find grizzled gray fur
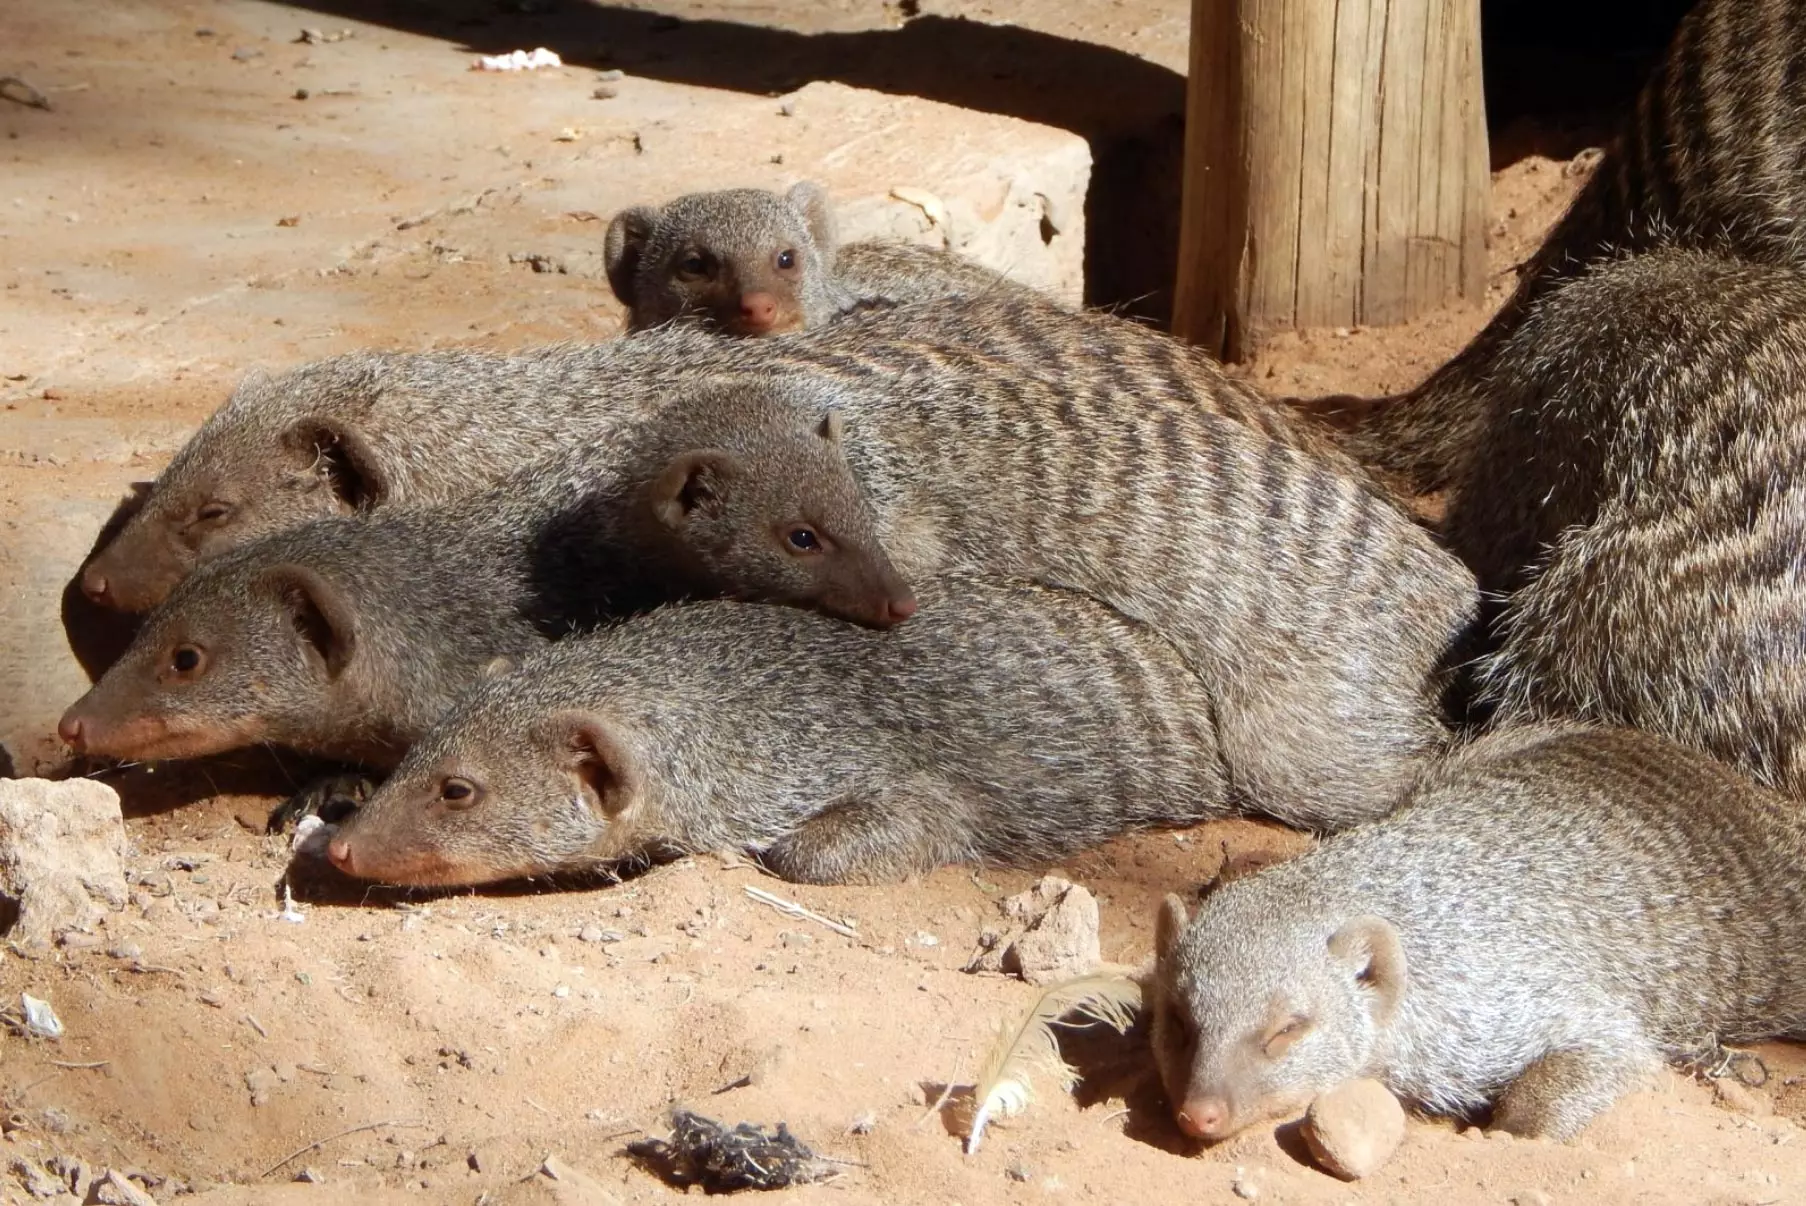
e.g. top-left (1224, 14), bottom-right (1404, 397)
top-left (1332, 0), bottom-right (1806, 494)
top-left (1152, 724), bottom-right (1806, 1144)
top-left (604, 182), bottom-right (1039, 336)
top-left (650, 353), bottom-right (1476, 827)
top-left (325, 578), bottom-right (1270, 887)
top-left (83, 292), bottom-right (1216, 614)
top-left (1455, 249), bottom-right (1806, 797)
top-left (57, 388), bottom-right (911, 769)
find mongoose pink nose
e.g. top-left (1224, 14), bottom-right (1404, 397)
top-left (57, 711), bottom-right (87, 752)
top-left (886, 595), bottom-right (919, 625)
top-left (326, 836), bottom-right (355, 873)
top-left (80, 563), bottom-right (112, 606)
top-left (1174, 1096), bottom-right (1231, 1140)
top-left (737, 291), bottom-right (779, 333)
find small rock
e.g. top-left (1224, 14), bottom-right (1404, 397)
top-left (231, 47), bottom-right (262, 61)
top-left (846, 1111), bottom-right (876, 1135)
top-left (294, 1168), bottom-right (324, 1184)
top-left (1231, 1171), bottom-right (1259, 1200)
top-left (1714, 1077), bottom-right (1773, 1117)
top-left (1005, 1161), bottom-right (1032, 1182)
top-left (1509, 1191), bottom-right (1552, 1206)
top-left (10, 1156), bottom-right (60, 1197)
top-left (0, 778), bottom-right (129, 945)
top-left (87, 1169), bottom-right (158, 1206)
top-left (591, 85), bottom-right (618, 100)
top-left (596, 68), bottom-right (624, 82)
top-left (107, 942), bottom-right (142, 961)
top-left (540, 1155), bottom-right (573, 1181)
top-left (966, 875), bottom-right (1100, 985)
top-left (1300, 1079), bottom-right (1406, 1181)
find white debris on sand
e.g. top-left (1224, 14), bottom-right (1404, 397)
top-left (471, 48), bottom-right (563, 72)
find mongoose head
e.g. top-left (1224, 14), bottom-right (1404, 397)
top-left (59, 559), bottom-right (368, 764)
top-left (604, 183), bottom-right (843, 336)
top-left (326, 703), bottom-right (649, 886)
top-left (81, 389), bottom-right (388, 612)
top-left (1150, 893), bottom-right (1404, 1143)
top-left (641, 407), bottom-right (918, 628)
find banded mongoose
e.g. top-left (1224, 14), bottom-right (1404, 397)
top-left (82, 292), bottom-right (1233, 614)
top-left (603, 182), bottom-right (1036, 336)
top-left (57, 390), bottom-right (914, 768)
top-left (1150, 724), bottom-right (1806, 1145)
top-left (324, 579), bottom-right (1264, 887)
top-left (1330, 0), bottom-right (1806, 495)
top-left (644, 371), bottom-right (1476, 826)
top-left (1444, 249), bottom-right (1806, 796)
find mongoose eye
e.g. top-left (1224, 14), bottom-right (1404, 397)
top-left (196, 501), bottom-right (234, 523)
top-left (1262, 1015), bottom-right (1312, 1056)
top-left (676, 253), bottom-right (713, 280)
top-left (775, 249), bottom-right (797, 271)
top-left (785, 525), bottom-right (823, 554)
top-left (169, 645), bottom-right (206, 677)
top-left (439, 778), bottom-right (481, 810)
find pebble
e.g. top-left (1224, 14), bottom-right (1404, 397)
top-left (231, 47), bottom-right (263, 61)
top-left (1005, 1161), bottom-right (1032, 1182)
top-left (1231, 1170), bottom-right (1260, 1200)
top-left (108, 942), bottom-right (142, 961)
top-left (1510, 1191), bottom-right (1552, 1206)
top-left (597, 68), bottom-right (625, 82)
top-left (1301, 1079), bottom-right (1405, 1180)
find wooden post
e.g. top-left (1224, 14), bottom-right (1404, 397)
top-left (1172, 0), bottom-right (1489, 361)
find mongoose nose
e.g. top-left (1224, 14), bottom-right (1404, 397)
top-left (886, 595), bottom-right (919, 625)
top-left (738, 291), bottom-right (779, 332)
top-left (326, 836), bottom-right (355, 873)
top-left (57, 712), bottom-right (86, 752)
top-left (80, 563), bottom-right (112, 606)
top-left (1174, 1097), bottom-right (1231, 1140)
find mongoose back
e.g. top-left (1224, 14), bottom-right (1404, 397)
top-left (656, 371), bottom-right (1477, 826)
top-left (1437, 249), bottom-right (1806, 796)
top-left (325, 578), bottom-right (1277, 887)
top-left (1333, 0), bottom-right (1806, 494)
top-left (1151, 724), bottom-right (1806, 1144)
top-left (604, 182), bottom-right (1038, 336)
top-left (81, 294), bottom-right (1269, 613)
top-left (57, 390), bottom-right (914, 768)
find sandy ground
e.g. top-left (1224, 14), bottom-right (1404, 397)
top-left (5, 2), bottom-right (1806, 1204)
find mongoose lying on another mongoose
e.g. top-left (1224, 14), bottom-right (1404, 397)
top-left (1326, 0), bottom-right (1806, 495)
top-left (643, 372), bottom-right (1476, 828)
top-left (1435, 249), bottom-right (1806, 796)
top-left (1150, 724), bottom-right (1806, 1145)
top-left (604, 182), bottom-right (1038, 336)
top-left (57, 388), bottom-right (913, 768)
top-left (324, 578), bottom-right (1271, 887)
top-left (81, 293), bottom-right (1276, 614)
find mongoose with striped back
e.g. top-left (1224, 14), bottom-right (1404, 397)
top-left (1327, 0), bottom-right (1806, 496)
top-left (1151, 724), bottom-right (1806, 1144)
top-left (323, 579), bottom-right (1257, 886)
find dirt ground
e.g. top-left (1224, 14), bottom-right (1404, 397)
top-left (5, 2), bottom-right (1806, 1204)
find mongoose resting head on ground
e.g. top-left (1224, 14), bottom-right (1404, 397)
top-left (604, 183), bottom-right (848, 336)
top-left (1149, 724), bottom-right (1806, 1145)
top-left (323, 579), bottom-right (1241, 887)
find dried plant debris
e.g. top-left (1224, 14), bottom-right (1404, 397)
top-left (628, 1109), bottom-right (836, 1192)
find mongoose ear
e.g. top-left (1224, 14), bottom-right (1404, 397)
top-left (817, 409), bottom-right (845, 445)
top-left (785, 181), bottom-right (838, 264)
top-left (262, 563), bottom-right (357, 680)
top-left (604, 205), bottom-right (662, 304)
top-left (281, 419), bottom-right (387, 511)
top-left (1327, 915), bottom-right (1406, 1024)
top-left (649, 449), bottom-right (742, 529)
top-left (550, 710), bottom-right (639, 819)
top-left (1156, 893), bottom-right (1190, 965)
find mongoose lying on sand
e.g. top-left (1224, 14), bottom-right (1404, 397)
top-left (1330, 0), bottom-right (1806, 495)
top-left (643, 372), bottom-right (1476, 828)
top-left (1442, 249), bottom-right (1806, 796)
top-left (57, 390), bottom-right (913, 767)
top-left (324, 578), bottom-right (1325, 887)
top-left (604, 182), bottom-right (1036, 335)
top-left (1151, 724), bottom-right (1806, 1144)
top-left (79, 294), bottom-right (1271, 614)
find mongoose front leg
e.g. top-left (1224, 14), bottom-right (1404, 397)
top-left (1490, 1043), bottom-right (1657, 1142)
top-left (760, 778), bottom-right (975, 884)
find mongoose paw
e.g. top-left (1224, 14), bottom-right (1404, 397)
top-left (268, 771), bottom-right (377, 834)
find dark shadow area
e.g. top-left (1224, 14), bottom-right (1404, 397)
top-left (60, 483), bottom-right (153, 683)
top-left (282, 843), bottom-right (672, 907)
top-left (272, 0), bottom-right (1191, 320)
top-left (1064, 1013), bottom-right (1201, 1156)
top-left (79, 747), bottom-right (337, 818)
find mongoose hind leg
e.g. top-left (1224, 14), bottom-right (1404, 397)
top-left (268, 769), bottom-right (378, 833)
top-left (760, 777), bottom-right (977, 885)
top-left (1490, 1041), bottom-right (1659, 1142)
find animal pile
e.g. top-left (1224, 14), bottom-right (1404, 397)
top-left (52, 0), bottom-right (1806, 1171)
